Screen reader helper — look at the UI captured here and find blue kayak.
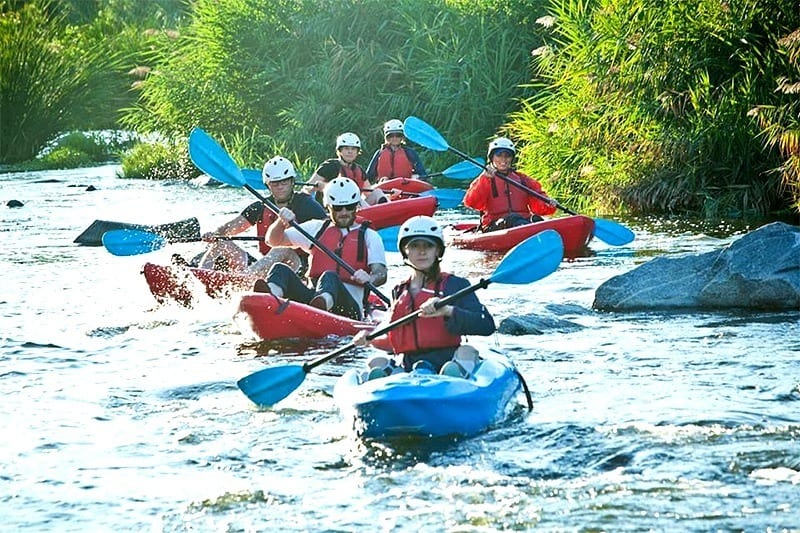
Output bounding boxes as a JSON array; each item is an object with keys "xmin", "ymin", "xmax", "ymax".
[{"xmin": 333, "ymin": 351, "xmax": 522, "ymax": 439}]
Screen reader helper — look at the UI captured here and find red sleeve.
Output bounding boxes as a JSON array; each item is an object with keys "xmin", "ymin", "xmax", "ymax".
[
  {"xmin": 520, "ymin": 174, "xmax": 557, "ymax": 216},
  {"xmin": 463, "ymin": 174, "xmax": 490, "ymax": 211}
]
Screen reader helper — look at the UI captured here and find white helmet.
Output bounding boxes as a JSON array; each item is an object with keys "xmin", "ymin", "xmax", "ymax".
[
  {"xmin": 487, "ymin": 137, "xmax": 516, "ymax": 159},
  {"xmin": 336, "ymin": 132, "xmax": 361, "ymax": 150},
  {"xmin": 383, "ymin": 119, "xmax": 404, "ymax": 137},
  {"xmin": 262, "ymin": 156, "xmax": 296, "ymax": 183},
  {"xmin": 323, "ymin": 177, "xmax": 361, "ymax": 207},
  {"xmin": 397, "ymin": 215, "xmax": 445, "ymax": 258}
]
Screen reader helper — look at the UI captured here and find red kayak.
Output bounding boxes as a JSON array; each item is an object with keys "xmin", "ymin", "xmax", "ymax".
[
  {"xmin": 450, "ymin": 215, "xmax": 595, "ymax": 254},
  {"xmin": 235, "ymin": 293, "xmax": 386, "ymax": 341},
  {"xmin": 357, "ymin": 195, "xmax": 437, "ymax": 229},
  {"xmin": 374, "ymin": 177, "xmax": 433, "ymax": 195},
  {"xmin": 143, "ymin": 263, "xmax": 257, "ymax": 306}
]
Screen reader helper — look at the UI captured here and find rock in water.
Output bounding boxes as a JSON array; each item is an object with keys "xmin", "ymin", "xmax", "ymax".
[{"xmin": 593, "ymin": 222, "xmax": 800, "ymax": 311}]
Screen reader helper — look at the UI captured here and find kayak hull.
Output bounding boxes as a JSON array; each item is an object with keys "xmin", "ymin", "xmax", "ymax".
[
  {"xmin": 357, "ymin": 195, "xmax": 437, "ymax": 229},
  {"xmin": 450, "ymin": 215, "xmax": 594, "ymax": 253},
  {"xmin": 334, "ymin": 352, "xmax": 521, "ymax": 439},
  {"xmin": 235, "ymin": 293, "xmax": 379, "ymax": 341},
  {"xmin": 375, "ymin": 177, "xmax": 433, "ymax": 195},
  {"xmin": 143, "ymin": 263, "xmax": 257, "ymax": 306}
]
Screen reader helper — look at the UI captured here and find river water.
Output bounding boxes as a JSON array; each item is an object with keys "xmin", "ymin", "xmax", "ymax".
[{"xmin": 2, "ymin": 164, "xmax": 798, "ymax": 531}]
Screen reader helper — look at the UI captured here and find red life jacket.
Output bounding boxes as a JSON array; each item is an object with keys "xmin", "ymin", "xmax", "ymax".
[
  {"xmin": 387, "ymin": 273, "xmax": 462, "ymax": 354},
  {"xmin": 375, "ymin": 146, "xmax": 415, "ymax": 180},
  {"xmin": 255, "ymin": 206, "xmax": 277, "ymax": 255},
  {"xmin": 483, "ymin": 170, "xmax": 532, "ymax": 223},
  {"xmin": 307, "ymin": 220, "xmax": 370, "ymax": 283},
  {"xmin": 340, "ymin": 162, "xmax": 367, "ymax": 190}
]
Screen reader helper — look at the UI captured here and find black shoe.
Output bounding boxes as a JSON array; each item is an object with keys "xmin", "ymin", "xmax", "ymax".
[
  {"xmin": 253, "ymin": 280, "xmax": 271, "ymax": 294},
  {"xmin": 308, "ymin": 294, "xmax": 329, "ymax": 311},
  {"xmin": 171, "ymin": 254, "xmax": 188, "ymax": 267}
]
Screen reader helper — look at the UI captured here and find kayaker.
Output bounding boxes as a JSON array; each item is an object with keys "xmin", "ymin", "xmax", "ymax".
[
  {"xmin": 253, "ymin": 177, "xmax": 388, "ymax": 320},
  {"xmin": 197, "ymin": 156, "xmax": 326, "ymax": 276},
  {"xmin": 353, "ymin": 215, "xmax": 495, "ymax": 379},
  {"xmin": 366, "ymin": 119, "xmax": 428, "ymax": 183},
  {"xmin": 463, "ymin": 137, "xmax": 557, "ymax": 232},
  {"xmin": 304, "ymin": 132, "xmax": 387, "ymax": 206}
]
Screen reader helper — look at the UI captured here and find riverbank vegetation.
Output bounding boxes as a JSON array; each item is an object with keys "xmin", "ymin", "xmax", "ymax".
[{"xmin": 2, "ymin": 0, "xmax": 798, "ymax": 217}]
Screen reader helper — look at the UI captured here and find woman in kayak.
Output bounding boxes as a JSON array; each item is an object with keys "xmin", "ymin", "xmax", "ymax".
[
  {"xmin": 197, "ymin": 156, "xmax": 325, "ymax": 276},
  {"xmin": 463, "ymin": 137, "xmax": 557, "ymax": 232},
  {"xmin": 254, "ymin": 177, "xmax": 388, "ymax": 320},
  {"xmin": 366, "ymin": 119, "xmax": 427, "ymax": 183},
  {"xmin": 305, "ymin": 132, "xmax": 386, "ymax": 206},
  {"xmin": 353, "ymin": 215, "xmax": 495, "ymax": 379}
]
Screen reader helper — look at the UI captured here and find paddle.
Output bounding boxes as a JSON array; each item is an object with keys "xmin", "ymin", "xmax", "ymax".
[
  {"xmin": 422, "ymin": 158, "xmax": 484, "ymax": 180},
  {"xmin": 403, "ymin": 116, "xmax": 635, "ymax": 246},
  {"xmin": 420, "ymin": 188, "xmax": 464, "ymax": 209},
  {"xmin": 377, "ymin": 225, "xmax": 400, "ymax": 252},
  {"xmin": 237, "ymin": 228, "xmax": 564, "ymax": 408},
  {"xmin": 188, "ymin": 128, "xmax": 391, "ymax": 305},
  {"xmin": 102, "ymin": 228, "xmax": 261, "ymax": 257},
  {"xmin": 377, "ymin": 187, "xmax": 463, "ymax": 209}
]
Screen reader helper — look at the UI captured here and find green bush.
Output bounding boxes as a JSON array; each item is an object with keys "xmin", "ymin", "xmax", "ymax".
[
  {"xmin": 120, "ymin": 140, "xmax": 196, "ymax": 180},
  {"xmin": 508, "ymin": 0, "xmax": 800, "ymax": 216},
  {"xmin": 120, "ymin": 0, "xmax": 543, "ymax": 171}
]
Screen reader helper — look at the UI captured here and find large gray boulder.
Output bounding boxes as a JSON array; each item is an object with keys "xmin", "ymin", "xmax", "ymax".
[{"xmin": 593, "ymin": 222, "xmax": 800, "ymax": 311}]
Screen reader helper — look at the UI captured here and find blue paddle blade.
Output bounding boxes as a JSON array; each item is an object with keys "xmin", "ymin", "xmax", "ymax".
[
  {"xmin": 378, "ymin": 225, "xmax": 400, "ymax": 252},
  {"xmin": 491, "ymin": 229, "xmax": 564, "ymax": 284},
  {"xmin": 403, "ymin": 116, "xmax": 449, "ymax": 151},
  {"xmin": 188, "ymin": 128, "xmax": 245, "ymax": 187},
  {"xmin": 237, "ymin": 364, "xmax": 307, "ymax": 408},
  {"xmin": 242, "ymin": 169, "xmax": 266, "ymax": 190},
  {"xmin": 421, "ymin": 188, "xmax": 465, "ymax": 209},
  {"xmin": 442, "ymin": 158, "xmax": 485, "ymax": 180},
  {"xmin": 593, "ymin": 218, "xmax": 635, "ymax": 246},
  {"xmin": 102, "ymin": 229, "xmax": 166, "ymax": 256}
]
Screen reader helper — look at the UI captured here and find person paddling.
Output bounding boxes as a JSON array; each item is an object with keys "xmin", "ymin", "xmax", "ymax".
[
  {"xmin": 305, "ymin": 132, "xmax": 386, "ymax": 206},
  {"xmin": 197, "ymin": 156, "xmax": 325, "ymax": 276},
  {"xmin": 353, "ymin": 215, "xmax": 495, "ymax": 379},
  {"xmin": 463, "ymin": 137, "xmax": 557, "ymax": 232},
  {"xmin": 253, "ymin": 177, "xmax": 388, "ymax": 320},
  {"xmin": 366, "ymin": 119, "xmax": 427, "ymax": 184}
]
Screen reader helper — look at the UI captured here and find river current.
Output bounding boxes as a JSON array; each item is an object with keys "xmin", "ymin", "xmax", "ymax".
[{"xmin": 2, "ymin": 164, "xmax": 798, "ymax": 531}]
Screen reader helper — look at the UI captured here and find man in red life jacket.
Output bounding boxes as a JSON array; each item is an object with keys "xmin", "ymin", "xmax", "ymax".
[
  {"xmin": 197, "ymin": 156, "xmax": 325, "ymax": 276},
  {"xmin": 305, "ymin": 132, "xmax": 386, "ymax": 206},
  {"xmin": 463, "ymin": 137, "xmax": 557, "ymax": 232},
  {"xmin": 353, "ymin": 215, "xmax": 495, "ymax": 378},
  {"xmin": 254, "ymin": 177, "xmax": 388, "ymax": 320},
  {"xmin": 366, "ymin": 119, "xmax": 427, "ymax": 183}
]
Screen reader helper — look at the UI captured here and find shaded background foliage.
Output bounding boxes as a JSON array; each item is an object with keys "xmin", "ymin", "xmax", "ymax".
[
  {"xmin": 0, "ymin": 0, "xmax": 187, "ymax": 164},
  {"xmin": 2, "ymin": 0, "xmax": 798, "ymax": 216},
  {"xmin": 119, "ymin": 0, "xmax": 544, "ymax": 175}
]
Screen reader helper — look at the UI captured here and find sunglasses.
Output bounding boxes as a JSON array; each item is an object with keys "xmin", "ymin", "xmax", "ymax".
[
  {"xmin": 331, "ymin": 203, "xmax": 358, "ymax": 212},
  {"xmin": 386, "ymin": 133, "xmax": 403, "ymax": 139}
]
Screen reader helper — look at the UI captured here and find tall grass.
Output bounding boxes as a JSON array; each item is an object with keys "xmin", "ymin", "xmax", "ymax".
[
  {"xmin": 0, "ymin": 0, "xmax": 185, "ymax": 165},
  {"xmin": 508, "ymin": 0, "xmax": 800, "ymax": 216},
  {"xmin": 750, "ymin": 29, "xmax": 800, "ymax": 213},
  {"xmin": 120, "ymin": 0, "xmax": 544, "ymax": 173}
]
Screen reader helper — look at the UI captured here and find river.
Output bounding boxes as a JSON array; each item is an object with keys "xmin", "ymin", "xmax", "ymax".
[{"xmin": 2, "ymin": 164, "xmax": 798, "ymax": 531}]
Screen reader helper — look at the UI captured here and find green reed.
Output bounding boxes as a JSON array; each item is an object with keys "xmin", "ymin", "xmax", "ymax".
[{"xmin": 508, "ymin": 0, "xmax": 800, "ymax": 216}]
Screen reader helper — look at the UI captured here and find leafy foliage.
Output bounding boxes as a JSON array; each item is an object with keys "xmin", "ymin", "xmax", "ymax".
[
  {"xmin": 0, "ymin": 0, "xmax": 184, "ymax": 164},
  {"xmin": 508, "ymin": 0, "xmax": 800, "ymax": 216},
  {"xmin": 120, "ymin": 0, "xmax": 542, "ymax": 172}
]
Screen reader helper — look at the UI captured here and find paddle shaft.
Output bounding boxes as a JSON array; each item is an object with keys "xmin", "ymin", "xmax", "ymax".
[
  {"xmin": 303, "ymin": 277, "xmax": 491, "ymax": 373},
  {"xmin": 242, "ymin": 183, "xmax": 391, "ymax": 305}
]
